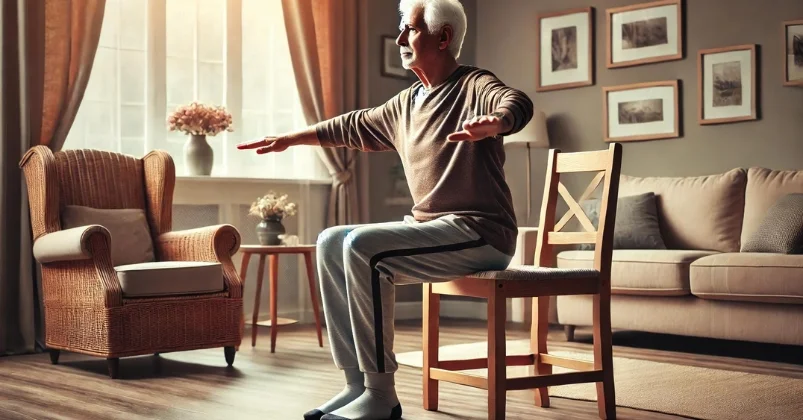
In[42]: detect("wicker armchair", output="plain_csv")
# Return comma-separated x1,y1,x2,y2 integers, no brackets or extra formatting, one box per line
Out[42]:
19,146,244,378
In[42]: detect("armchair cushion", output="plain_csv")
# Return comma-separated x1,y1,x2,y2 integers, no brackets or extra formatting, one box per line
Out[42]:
61,205,155,266
115,261,224,298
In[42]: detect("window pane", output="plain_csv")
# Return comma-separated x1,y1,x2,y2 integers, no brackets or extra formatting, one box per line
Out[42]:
198,0,225,62
120,50,146,104
198,62,224,104
85,48,117,102
166,57,195,105
166,0,196,60
242,62,267,110
98,0,119,49
119,0,146,50
120,137,145,158
121,104,145,138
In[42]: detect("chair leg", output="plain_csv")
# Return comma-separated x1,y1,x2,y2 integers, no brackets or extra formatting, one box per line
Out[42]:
224,346,236,367
422,284,440,411
488,288,506,420
107,358,120,379
532,296,551,408
593,293,616,419
49,349,60,365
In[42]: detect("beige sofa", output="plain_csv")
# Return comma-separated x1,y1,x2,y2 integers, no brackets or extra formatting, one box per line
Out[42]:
555,167,803,347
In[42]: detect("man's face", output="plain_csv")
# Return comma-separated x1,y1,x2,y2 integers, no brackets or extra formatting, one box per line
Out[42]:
396,7,442,69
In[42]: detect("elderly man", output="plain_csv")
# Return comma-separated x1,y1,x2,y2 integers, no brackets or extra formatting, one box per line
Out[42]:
239,0,533,419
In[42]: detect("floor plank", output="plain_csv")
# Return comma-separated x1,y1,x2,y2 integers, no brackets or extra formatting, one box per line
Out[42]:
0,319,800,420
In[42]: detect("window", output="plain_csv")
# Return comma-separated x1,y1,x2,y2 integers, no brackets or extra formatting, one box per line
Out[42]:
65,0,328,180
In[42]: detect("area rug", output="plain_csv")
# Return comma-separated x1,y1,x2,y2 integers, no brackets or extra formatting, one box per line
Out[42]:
396,340,803,420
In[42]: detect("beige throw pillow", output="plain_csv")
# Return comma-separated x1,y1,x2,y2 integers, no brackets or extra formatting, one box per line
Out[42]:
61,205,156,267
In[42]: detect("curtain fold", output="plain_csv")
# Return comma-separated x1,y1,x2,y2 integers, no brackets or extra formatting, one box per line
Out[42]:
282,0,369,227
0,0,105,355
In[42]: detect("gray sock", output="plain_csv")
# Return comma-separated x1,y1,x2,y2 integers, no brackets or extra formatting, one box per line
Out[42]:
322,373,401,420
309,368,365,416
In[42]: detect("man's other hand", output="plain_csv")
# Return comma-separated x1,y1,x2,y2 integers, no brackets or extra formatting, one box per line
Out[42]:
447,114,508,142
236,136,291,154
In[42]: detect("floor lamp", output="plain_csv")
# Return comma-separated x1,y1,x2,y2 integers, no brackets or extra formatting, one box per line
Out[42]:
503,109,550,225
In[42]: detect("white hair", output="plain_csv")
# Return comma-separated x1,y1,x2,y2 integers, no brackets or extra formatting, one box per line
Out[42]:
398,0,467,59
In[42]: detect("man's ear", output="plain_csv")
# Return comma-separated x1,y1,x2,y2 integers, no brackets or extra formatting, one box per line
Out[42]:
439,25,453,51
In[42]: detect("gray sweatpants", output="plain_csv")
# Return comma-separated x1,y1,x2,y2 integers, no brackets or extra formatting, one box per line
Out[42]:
316,214,512,374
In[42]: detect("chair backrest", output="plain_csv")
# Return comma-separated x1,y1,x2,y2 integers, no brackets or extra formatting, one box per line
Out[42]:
533,143,623,277
19,146,176,240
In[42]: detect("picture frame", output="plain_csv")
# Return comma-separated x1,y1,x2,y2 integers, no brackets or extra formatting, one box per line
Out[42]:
381,35,410,80
602,80,680,142
783,19,803,87
606,0,683,69
698,44,757,125
535,7,594,92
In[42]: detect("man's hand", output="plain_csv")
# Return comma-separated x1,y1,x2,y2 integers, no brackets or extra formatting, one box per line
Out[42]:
236,136,292,154
447,113,510,142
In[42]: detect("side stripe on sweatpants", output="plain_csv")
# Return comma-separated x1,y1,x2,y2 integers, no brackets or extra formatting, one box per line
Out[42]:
368,237,488,373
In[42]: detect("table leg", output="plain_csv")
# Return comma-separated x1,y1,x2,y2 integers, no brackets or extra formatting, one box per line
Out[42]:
252,254,266,347
237,253,252,350
269,254,279,353
303,251,323,347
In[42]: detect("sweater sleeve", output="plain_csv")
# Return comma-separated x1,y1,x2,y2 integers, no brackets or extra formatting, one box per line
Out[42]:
313,94,401,152
473,71,534,136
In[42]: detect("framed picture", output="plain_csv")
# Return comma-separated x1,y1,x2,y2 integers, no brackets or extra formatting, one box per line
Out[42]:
602,80,680,142
606,0,683,68
535,7,594,92
381,35,410,80
783,19,803,87
698,44,757,125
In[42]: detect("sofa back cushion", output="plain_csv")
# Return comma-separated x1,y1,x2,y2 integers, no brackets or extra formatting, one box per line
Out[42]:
618,168,746,252
741,167,803,250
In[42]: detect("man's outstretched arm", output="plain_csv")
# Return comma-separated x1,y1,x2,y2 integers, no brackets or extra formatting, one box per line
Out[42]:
238,94,402,154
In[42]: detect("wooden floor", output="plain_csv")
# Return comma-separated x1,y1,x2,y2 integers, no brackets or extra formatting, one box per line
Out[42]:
1,319,802,420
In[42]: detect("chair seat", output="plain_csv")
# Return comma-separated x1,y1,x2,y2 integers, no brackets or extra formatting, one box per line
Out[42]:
469,264,600,281
115,261,224,298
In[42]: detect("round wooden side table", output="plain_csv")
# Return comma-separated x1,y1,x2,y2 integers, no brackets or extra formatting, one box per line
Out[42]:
238,245,323,353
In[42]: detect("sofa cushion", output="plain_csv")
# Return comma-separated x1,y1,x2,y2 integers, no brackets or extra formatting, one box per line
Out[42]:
741,193,803,254
741,168,803,250
61,205,155,266
579,192,667,250
115,261,224,298
557,250,717,296
618,168,746,252
690,253,803,304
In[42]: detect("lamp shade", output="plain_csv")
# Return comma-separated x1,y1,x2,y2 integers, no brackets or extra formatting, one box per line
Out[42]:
503,109,550,148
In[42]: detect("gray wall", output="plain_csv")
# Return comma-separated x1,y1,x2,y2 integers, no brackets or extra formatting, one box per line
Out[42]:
365,0,478,302
477,0,803,226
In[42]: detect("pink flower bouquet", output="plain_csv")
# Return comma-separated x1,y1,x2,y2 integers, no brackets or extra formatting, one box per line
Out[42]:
167,102,234,136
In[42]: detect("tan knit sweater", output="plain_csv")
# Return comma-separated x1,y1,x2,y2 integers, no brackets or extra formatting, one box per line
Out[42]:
315,65,534,256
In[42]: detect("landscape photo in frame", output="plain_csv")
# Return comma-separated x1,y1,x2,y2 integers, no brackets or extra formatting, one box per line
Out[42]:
381,35,409,80
784,20,803,86
536,7,594,92
606,0,682,68
603,80,679,142
698,44,757,124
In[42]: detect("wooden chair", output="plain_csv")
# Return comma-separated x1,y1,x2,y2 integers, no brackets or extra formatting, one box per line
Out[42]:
422,143,622,419
19,146,244,378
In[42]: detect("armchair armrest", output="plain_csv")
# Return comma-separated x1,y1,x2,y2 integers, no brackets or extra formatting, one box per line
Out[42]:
33,225,109,263
34,226,123,308
155,224,243,298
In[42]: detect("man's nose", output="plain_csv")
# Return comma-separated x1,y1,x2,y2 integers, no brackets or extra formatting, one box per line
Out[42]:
396,31,407,46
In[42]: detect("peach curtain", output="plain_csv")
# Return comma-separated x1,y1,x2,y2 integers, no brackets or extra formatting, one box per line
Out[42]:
282,0,370,226
0,0,105,354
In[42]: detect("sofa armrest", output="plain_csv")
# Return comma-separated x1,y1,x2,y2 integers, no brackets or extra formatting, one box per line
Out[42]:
35,226,123,308
33,225,110,263
154,224,243,298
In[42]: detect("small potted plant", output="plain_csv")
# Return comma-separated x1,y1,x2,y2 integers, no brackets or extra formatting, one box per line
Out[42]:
167,101,233,176
249,191,298,245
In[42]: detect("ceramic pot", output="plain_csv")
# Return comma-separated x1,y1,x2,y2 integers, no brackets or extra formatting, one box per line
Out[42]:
256,217,285,245
184,134,213,176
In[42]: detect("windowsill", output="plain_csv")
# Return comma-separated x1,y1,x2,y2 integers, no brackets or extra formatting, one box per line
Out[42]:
176,175,332,185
